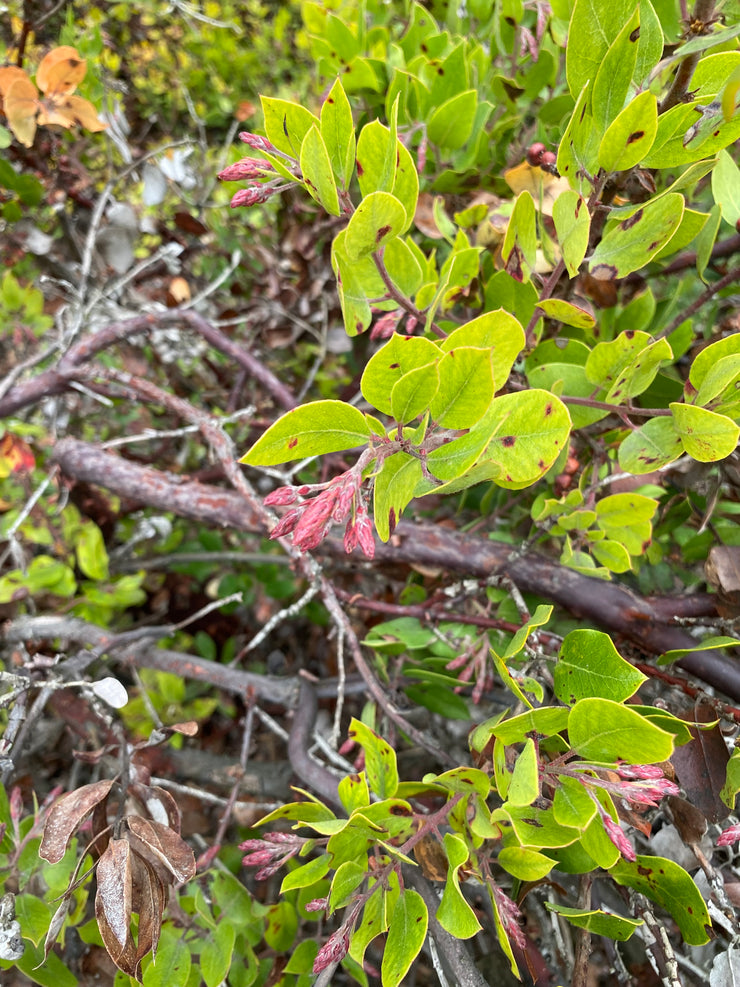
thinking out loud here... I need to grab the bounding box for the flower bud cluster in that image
[265,472,375,558]
[313,924,352,973]
[239,831,309,881]
[490,882,526,950]
[218,132,295,209]
[717,823,740,848]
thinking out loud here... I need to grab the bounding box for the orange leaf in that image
[0,65,30,113]
[3,75,39,147]
[504,160,570,217]
[38,93,106,132]
[0,433,36,476]
[36,46,86,96]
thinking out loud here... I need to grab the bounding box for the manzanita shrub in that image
[211,0,740,982]
[8,0,740,984]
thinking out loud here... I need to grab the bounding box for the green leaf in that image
[429,347,494,428]
[436,833,483,938]
[696,204,723,281]
[485,390,572,488]
[381,890,428,987]
[590,193,684,278]
[483,706,570,747]
[502,190,537,283]
[345,191,407,260]
[507,737,540,806]
[592,6,640,132]
[553,774,598,829]
[670,403,740,462]
[384,237,423,297]
[391,363,440,424]
[200,921,236,987]
[264,900,298,953]
[721,749,740,808]
[261,96,320,157]
[280,853,331,893]
[566,0,636,99]
[349,878,396,966]
[321,77,356,187]
[362,335,442,416]
[356,119,397,196]
[142,926,192,985]
[300,125,340,216]
[595,493,656,555]
[617,417,683,473]
[331,228,383,336]
[610,855,711,945]
[338,772,370,813]
[329,860,367,911]
[498,804,582,849]
[591,538,633,573]
[498,847,555,881]
[76,521,109,581]
[568,698,676,763]
[240,400,371,466]
[557,84,601,193]
[427,90,478,149]
[598,91,657,174]
[373,451,423,541]
[538,298,595,330]
[441,309,525,386]
[554,629,647,705]
[546,904,641,941]
[552,190,591,276]
[393,139,419,233]
[348,719,399,799]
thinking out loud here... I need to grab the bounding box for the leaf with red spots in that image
[331,227,385,336]
[429,346,494,428]
[618,417,683,474]
[670,403,740,463]
[440,308,525,386]
[591,8,640,133]
[300,125,340,216]
[484,389,571,488]
[552,189,591,275]
[320,77,355,187]
[347,718,399,799]
[610,854,711,945]
[345,191,407,259]
[240,400,372,466]
[501,190,537,283]
[589,192,684,277]
[598,91,658,173]
[361,332,442,415]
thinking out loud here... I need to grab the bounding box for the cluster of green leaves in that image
[248,626,709,984]
[0,455,145,624]
[240,0,740,573]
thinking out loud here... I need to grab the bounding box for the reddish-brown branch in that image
[50,437,740,701]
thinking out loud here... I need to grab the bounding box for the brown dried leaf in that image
[95,838,138,979]
[131,854,165,965]
[127,783,181,832]
[43,897,71,961]
[671,702,730,824]
[706,545,740,614]
[40,779,114,863]
[125,816,196,885]
[35,47,86,96]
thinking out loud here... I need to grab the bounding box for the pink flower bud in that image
[218,158,272,182]
[344,519,358,554]
[264,486,298,507]
[602,814,636,862]
[241,849,277,868]
[617,764,666,780]
[239,132,275,152]
[9,787,22,824]
[313,926,351,973]
[305,897,329,912]
[355,513,376,559]
[370,310,402,341]
[230,185,271,208]
[255,860,288,881]
[292,489,339,551]
[717,824,740,847]
[270,508,303,539]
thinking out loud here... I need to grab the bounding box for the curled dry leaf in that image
[125,816,196,885]
[127,782,181,832]
[131,854,166,965]
[39,778,114,863]
[95,838,138,979]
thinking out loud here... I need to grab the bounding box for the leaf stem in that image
[372,250,447,338]
[659,0,718,113]
[654,264,740,340]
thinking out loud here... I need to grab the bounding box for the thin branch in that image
[654,264,740,341]
[659,0,719,114]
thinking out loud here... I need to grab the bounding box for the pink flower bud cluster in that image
[579,764,680,810]
[717,824,740,848]
[265,473,376,558]
[239,831,309,881]
[490,882,526,950]
[218,133,295,209]
[313,924,352,973]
